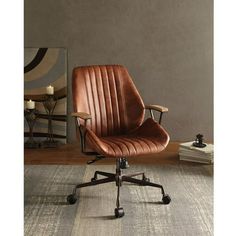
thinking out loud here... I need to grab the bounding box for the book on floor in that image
[179,155,212,164]
[179,141,214,164]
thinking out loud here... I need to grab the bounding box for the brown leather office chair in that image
[67,65,171,218]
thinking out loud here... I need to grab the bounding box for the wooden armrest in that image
[71,112,92,120]
[145,104,168,113]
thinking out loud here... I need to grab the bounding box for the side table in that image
[41,94,60,148]
[24,109,40,148]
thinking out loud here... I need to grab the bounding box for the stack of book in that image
[179,142,214,164]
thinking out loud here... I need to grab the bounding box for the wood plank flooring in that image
[24,142,195,165]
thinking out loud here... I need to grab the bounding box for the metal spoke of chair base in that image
[122,172,145,179]
[73,176,115,194]
[122,176,165,195]
[93,171,115,179]
[114,175,125,218]
[116,180,121,208]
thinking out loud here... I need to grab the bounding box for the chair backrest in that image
[72,65,145,137]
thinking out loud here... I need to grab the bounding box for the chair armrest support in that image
[71,112,92,153]
[145,104,168,124]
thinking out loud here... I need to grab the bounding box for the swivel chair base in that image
[67,158,171,218]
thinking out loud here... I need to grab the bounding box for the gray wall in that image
[24,0,213,142]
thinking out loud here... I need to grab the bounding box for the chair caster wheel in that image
[162,194,171,204]
[114,207,125,218]
[67,194,77,205]
[91,177,97,182]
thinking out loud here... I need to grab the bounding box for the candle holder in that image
[192,134,207,148]
[41,94,60,148]
[24,109,40,148]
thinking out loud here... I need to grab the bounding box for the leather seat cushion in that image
[85,118,170,158]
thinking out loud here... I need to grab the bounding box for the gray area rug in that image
[24,164,213,236]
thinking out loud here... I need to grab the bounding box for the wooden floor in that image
[24,142,199,165]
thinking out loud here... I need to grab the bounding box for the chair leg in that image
[116,180,121,208]
[123,172,146,179]
[67,176,116,204]
[122,175,165,194]
[114,176,125,218]
[122,175,171,204]
[91,171,115,181]
[73,176,115,194]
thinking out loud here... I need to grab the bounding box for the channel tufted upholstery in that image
[73,65,145,136]
[85,118,169,158]
[72,65,169,158]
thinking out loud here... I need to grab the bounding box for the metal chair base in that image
[67,158,171,218]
